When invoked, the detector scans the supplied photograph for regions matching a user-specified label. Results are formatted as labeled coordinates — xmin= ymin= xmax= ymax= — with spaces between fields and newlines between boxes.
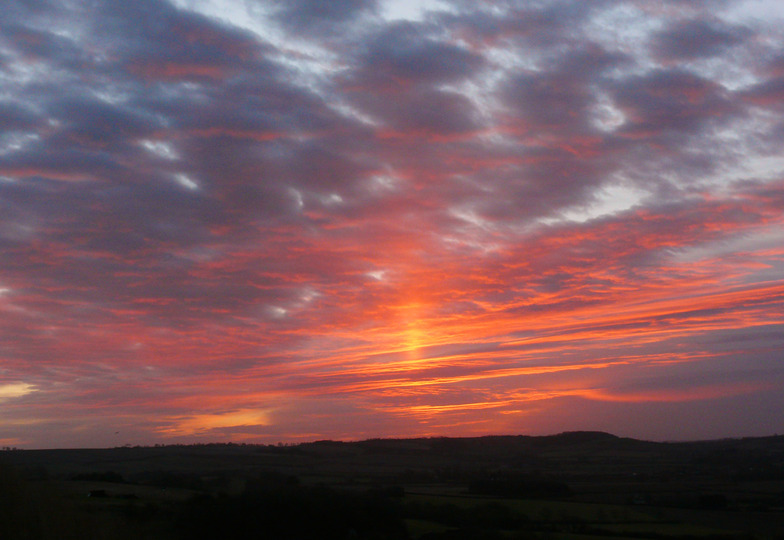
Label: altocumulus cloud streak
xmin=1 ymin=0 xmax=784 ymax=448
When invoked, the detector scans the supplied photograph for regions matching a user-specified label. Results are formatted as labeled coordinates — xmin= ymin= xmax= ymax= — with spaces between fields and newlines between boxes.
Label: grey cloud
xmin=443 ymin=0 xmax=611 ymax=48
xmin=0 ymin=101 xmax=42 ymax=131
xmin=766 ymin=55 xmax=784 ymax=77
xmin=273 ymin=0 xmax=378 ymax=31
xmin=651 ymin=18 xmax=748 ymax=61
xmin=336 ymin=20 xmax=487 ymax=173
xmin=47 ymin=96 xmax=163 ymax=148
xmin=742 ymin=76 xmax=784 ymax=110
xmin=347 ymin=20 xmax=485 ymax=90
xmin=2 ymin=24 xmax=80 ymax=63
xmin=0 ymin=0 xmax=375 ymax=246
xmin=353 ymin=87 xmax=482 ymax=137
xmin=466 ymin=47 xmax=627 ymax=221
xmin=501 ymin=48 xmax=622 ymax=131
xmin=95 ymin=0 xmax=269 ymax=81
xmin=613 ymin=69 xmax=738 ymax=138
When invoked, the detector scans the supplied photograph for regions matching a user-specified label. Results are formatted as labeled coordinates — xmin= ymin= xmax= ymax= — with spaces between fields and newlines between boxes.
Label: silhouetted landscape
xmin=2 ymin=432 xmax=784 ymax=539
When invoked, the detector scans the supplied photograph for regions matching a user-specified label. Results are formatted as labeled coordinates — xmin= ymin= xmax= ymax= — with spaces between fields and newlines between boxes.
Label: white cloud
xmin=141 ymin=140 xmax=178 ymax=160
xmin=0 ymin=382 xmax=36 ymax=401
xmin=173 ymin=173 xmax=199 ymax=190
xmin=381 ymin=0 xmax=452 ymax=21
xmin=543 ymin=182 xmax=646 ymax=225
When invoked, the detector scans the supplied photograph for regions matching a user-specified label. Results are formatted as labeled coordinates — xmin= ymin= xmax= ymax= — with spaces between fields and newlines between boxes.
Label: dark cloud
xmin=766 ymin=55 xmax=784 ymax=77
xmin=2 ymin=24 xmax=80 ymax=62
xmin=465 ymin=46 xmax=626 ymax=221
xmin=47 ymin=96 xmax=161 ymax=148
xmin=273 ymin=0 xmax=379 ymax=32
xmin=612 ymin=69 xmax=737 ymax=138
xmin=502 ymin=46 xmax=625 ymax=131
xmin=0 ymin=101 xmax=42 ymax=131
xmin=439 ymin=0 xmax=611 ymax=50
xmin=96 ymin=0 xmax=268 ymax=81
xmin=346 ymin=20 xmax=485 ymax=91
xmin=651 ymin=18 xmax=748 ymax=61
xmin=742 ymin=76 xmax=784 ymax=110
xmin=352 ymin=87 xmax=482 ymax=138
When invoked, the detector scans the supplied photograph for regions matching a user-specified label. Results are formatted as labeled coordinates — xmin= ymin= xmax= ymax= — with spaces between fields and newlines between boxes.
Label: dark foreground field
xmin=2 ymin=432 xmax=784 ymax=539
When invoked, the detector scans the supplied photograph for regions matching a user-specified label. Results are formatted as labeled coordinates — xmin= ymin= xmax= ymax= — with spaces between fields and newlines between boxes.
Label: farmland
xmin=2 ymin=432 xmax=784 ymax=539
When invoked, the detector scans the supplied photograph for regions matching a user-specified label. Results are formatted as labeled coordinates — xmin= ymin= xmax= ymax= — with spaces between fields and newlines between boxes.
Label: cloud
xmin=353 ymin=21 xmax=485 ymax=88
xmin=273 ymin=0 xmax=379 ymax=33
xmin=0 ymin=382 xmax=36 ymax=401
xmin=650 ymin=18 xmax=749 ymax=61
xmin=612 ymin=69 xmax=738 ymax=139
xmin=158 ymin=408 xmax=273 ymax=437
xmin=97 ymin=0 xmax=268 ymax=80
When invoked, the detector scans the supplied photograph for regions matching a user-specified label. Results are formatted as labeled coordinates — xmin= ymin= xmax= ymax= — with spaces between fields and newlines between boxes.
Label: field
xmin=2 ymin=432 xmax=784 ymax=539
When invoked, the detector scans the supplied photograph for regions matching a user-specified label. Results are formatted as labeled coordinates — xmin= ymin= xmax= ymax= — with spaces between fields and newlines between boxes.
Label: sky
xmin=1 ymin=0 xmax=784 ymax=449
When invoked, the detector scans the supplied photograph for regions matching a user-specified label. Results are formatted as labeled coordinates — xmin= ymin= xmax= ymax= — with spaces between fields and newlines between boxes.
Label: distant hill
xmin=3 ymin=432 xmax=784 ymax=481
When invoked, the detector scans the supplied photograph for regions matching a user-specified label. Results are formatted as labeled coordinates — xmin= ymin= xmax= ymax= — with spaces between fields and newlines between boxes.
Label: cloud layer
xmin=1 ymin=0 xmax=783 ymax=448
